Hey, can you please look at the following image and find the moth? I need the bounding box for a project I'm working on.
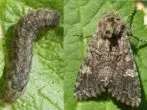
[1,8,59,103]
[74,11,141,107]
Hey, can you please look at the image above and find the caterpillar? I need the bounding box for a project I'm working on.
[0,8,60,103]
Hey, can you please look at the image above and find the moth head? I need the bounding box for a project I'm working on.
[98,12,126,40]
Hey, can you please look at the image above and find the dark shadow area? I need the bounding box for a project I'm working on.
[112,97,135,110]
[0,25,15,106]
[0,25,15,80]
[86,91,109,102]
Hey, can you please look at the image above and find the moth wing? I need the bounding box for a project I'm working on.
[74,35,112,101]
[108,36,141,107]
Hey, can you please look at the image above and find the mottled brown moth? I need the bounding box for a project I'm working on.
[1,8,59,103]
[74,11,141,107]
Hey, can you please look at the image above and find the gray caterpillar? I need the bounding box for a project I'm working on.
[74,11,141,107]
[1,8,59,103]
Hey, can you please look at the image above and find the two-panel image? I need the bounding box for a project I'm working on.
[0,0,147,110]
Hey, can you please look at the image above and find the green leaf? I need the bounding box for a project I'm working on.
[1,0,147,110]
[0,0,63,110]
[64,0,147,110]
